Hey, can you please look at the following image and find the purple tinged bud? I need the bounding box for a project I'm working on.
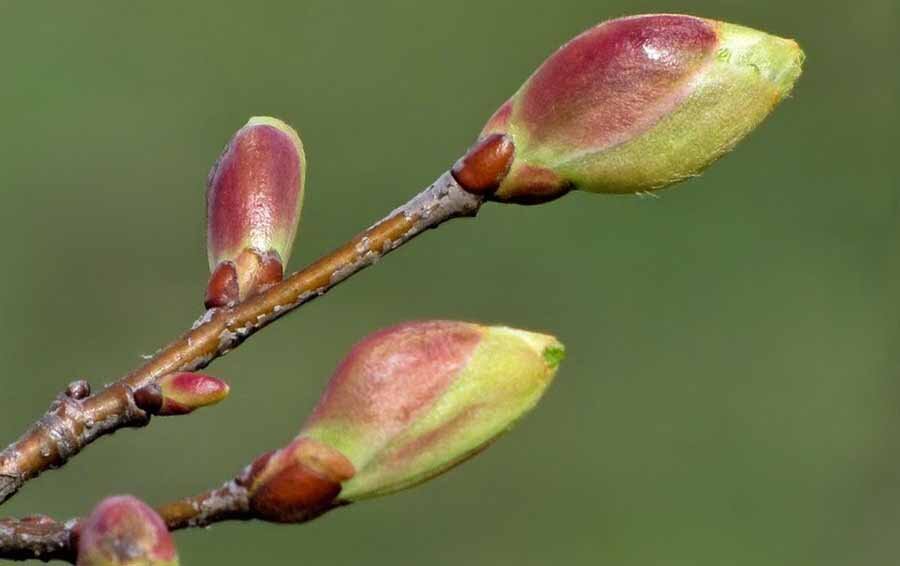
[156,372,230,416]
[205,116,305,307]
[461,14,804,203]
[76,496,178,566]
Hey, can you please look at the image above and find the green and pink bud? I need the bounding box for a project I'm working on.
[133,372,229,416]
[76,495,178,566]
[452,14,805,203]
[206,116,306,308]
[243,321,563,521]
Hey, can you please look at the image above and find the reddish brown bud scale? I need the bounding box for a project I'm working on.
[206,116,305,307]
[204,260,239,309]
[247,438,355,523]
[206,248,286,309]
[451,133,515,194]
[249,462,342,523]
[157,372,230,416]
[256,250,285,291]
[65,380,91,400]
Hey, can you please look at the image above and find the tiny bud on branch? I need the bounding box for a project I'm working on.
[134,373,229,416]
[65,380,91,400]
[156,372,230,416]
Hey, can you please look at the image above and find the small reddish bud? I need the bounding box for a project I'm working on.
[77,495,178,566]
[206,116,305,306]
[155,372,230,416]
[469,14,804,203]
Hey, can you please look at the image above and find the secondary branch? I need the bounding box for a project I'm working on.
[0,480,253,562]
[0,172,482,506]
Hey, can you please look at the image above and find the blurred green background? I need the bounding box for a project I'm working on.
[0,1,897,564]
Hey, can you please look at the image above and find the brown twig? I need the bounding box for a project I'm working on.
[0,480,253,562]
[0,171,482,507]
[0,515,75,562]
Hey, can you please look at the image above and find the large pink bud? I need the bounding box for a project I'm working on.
[452,14,804,203]
[76,496,178,566]
[243,321,563,522]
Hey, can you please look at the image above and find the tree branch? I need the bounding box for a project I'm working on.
[0,515,75,563]
[0,480,254,562]
[0,171,482,506]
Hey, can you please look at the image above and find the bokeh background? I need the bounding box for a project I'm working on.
[1,1,897,564]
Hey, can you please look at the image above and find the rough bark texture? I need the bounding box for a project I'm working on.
[0,516,75,562]
[0,171,481,512]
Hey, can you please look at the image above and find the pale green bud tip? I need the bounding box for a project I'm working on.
[456,14,804,203]
[76,496,178,566]
[715,22,804,98]
[296,321,563,502]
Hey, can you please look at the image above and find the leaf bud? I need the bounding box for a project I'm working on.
[243,321,563,521]
[206,116,306,307]
[453,14,804,203]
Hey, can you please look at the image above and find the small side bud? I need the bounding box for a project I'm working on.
[206,116,305,308]
[243,321,563,519]
[133,373,228,416]
[204,260,239,309]
[465,14,804,203]
[76,495,178,566]
[156,372,230,416]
